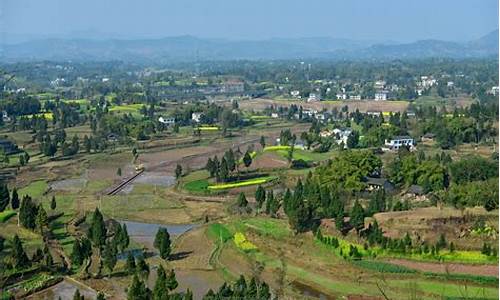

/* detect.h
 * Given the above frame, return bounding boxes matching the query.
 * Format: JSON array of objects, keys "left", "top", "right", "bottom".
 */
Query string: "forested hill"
[{"left": 1, "top": 30, "right": 498, "bottom": 63}]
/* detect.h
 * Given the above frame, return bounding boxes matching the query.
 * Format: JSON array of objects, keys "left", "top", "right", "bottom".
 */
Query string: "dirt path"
[{"left": 386, "top": 258, "right": 499, "bottom": 277}]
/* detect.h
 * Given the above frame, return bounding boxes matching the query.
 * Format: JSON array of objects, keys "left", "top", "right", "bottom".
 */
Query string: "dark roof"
[
  {"left": 392, "top": 135, "right": 413, "bottom": 140},
  {"left": 407, "top": 185, "right": 425, "bottom": 195},
  {"left": 365, "top": 177, "right": 390, "bottom": 186},
  {"left": 423, "top": 133, "right": 436, "bottom": 138}
]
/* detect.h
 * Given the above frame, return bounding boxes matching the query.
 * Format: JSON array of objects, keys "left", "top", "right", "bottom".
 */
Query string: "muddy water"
[
  {"left": 291, "top": 281, "right": 335, "bottom": 300},
  {"left": 118, "top": 220, "right": 196, "bottom": 249},
  {"left": 27, "top": 278, "right": 97, "bottom": 300}
]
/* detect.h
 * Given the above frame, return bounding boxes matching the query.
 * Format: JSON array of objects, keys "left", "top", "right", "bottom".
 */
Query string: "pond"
[
  {"left": 27, "top": 278, "right": 97, "bottom": 300},
  {"left": 118, "top": 220, "right": 197, "bottom": 249},
  {"left": 291, "top": 281, "right": 335, "bottom": 300}
]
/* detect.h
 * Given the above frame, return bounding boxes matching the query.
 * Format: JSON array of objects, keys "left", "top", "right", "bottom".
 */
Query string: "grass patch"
[
  {"left": 0, "top": 210, "right": 16, "bottom": 223},
  {"left": 240, "top": 217, "right": 291, "bottom": 239},
  {"left": 264, "top": 145, "right": 291, "bottom": 151},
  {"left": 423, "top": 272, "right": 499, "bottom": 286},
  {"left": 353, "top": 260, "right": 416, "bottom": 274},
  {"left": 207, "top": 176, "right": 277, "bottom": 190},
  {"left": 207, "top": 223, "right": 232, "bottom": 242},
  {"left": 184, "top": 179, "right": 209, "bottom": 193},
  {"left": 19, "top": 180, "right": 48, "bottom": 199},
  {"left": 109, "top": 103, "right": 144, "bottom": 113}
]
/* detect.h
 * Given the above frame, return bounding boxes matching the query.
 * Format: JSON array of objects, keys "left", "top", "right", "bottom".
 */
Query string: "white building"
[
  {"left": 158, "top": 116, "right": 175, "bottom": 125},
  {"left": 384, "top": 136, "right": 415, "bottom": 150},
  {"left": 374, "top": 91, "right": 388, "bottom": 101},
  {"left": 307, "top": 93, "right": 319, "bottom": 102},
  {"left": 374, "top": 80, "right": 386, "bottom": 90},
  {"left": 271, "top": 113, "right": 279, "bottom": 118},
  {"left": 489, "top": 86, "right": 499, "bottom": 96},
  {"left": 349, "top": 95, "right": 361, "bottom": 100},
  {"left": 191, "top": 112, "right": 204, "bottom": 123},
  {"left": 290, "top": 90, "right": 300, "bottom": 97},
  {"left": 336, "top": 93, "right": 347, "bottom": 100},
  {"left": 421, "top": 76, "right": 437, "bottom": 88}
]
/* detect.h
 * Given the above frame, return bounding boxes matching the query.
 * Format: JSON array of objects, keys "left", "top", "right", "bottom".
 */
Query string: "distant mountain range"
[{"left": 0, "top": 30, "right": 497, "bottom": 63}]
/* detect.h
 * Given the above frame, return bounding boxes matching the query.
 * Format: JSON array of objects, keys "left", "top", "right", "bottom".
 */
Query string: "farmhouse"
[
  {"left": 192, "top": 112, "right": 204, "bottom": 123},
  {"left": 421, "top": 133, "right": 436, "bottom": 142},
  {"left": 307, "top": 93, "right": 319, "bottom": 102},
  {"left": 158, "top": 116, "right": 175, "bottom": 125},
  {"left": 384, "top": 135, "right": 415, "bottom": 150},
  {"left": 374, "top": 91, "right": 388, "bottom": 101},
  {"left": 364, "top": 177, "right": 394, "bottom": 192}
]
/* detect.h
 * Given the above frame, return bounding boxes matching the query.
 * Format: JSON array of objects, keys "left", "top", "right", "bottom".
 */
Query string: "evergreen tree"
[
  {"left": 71, "top": 239, "right": 84, "bottom": 266},
  {"left": 154, "top": 228, "right": 171, "bottom": 260},
  {"left": 126, "top": 253, "right": 136, "bottom": 275},
  {"left": 50, "top": 195, "right": 57, "bottom": 210},
  {"left": 127, "top": 275, "right": 151, "bottom": 300},
  {"left": 184, "top": 289, "right": 193, "bottom": 300},
  {"left": 88, "top": 208, "right": 106, "bottom": 249},
  {"left": 153, "top": 265, "right": 168, "bottom": 300},
  {"left": 43, "top": 244, "right": 53, "bottom": 269},
  {"left": 225, "top": 149, "right": 236, "bottom": 173},
  {"left": 255, "top": 186, "right": 266, "bottom": 209},
  {"left": 259, "top": 136, "right": 266, "bottom": 149},
  {"left": 136, "top": 256, "right": 150, "bottom": 281},
  {"left": 117, "top": 168, "right": 122, "bottom": 177},
  {"left": 237, "top": 192, "right": 248, "bottom": 208},
  {"left": 35, "top": 205, "right": 48, "bottom": 234},
  {"left": 436, "top": 233, "right": 447, "bottom": 250},
  {"left": 103, "top": 240, "right": 118, "bottom": 276},
  {"left": 246, "top": 277, "right": 258, "bottom": 299},
  {"left": 258, "top": 281, "right": 271, "bottom": 300},
  {"left": 166, "top": 269, "right": 178, "bottom": 291},
  {"left": 243, "top": 150, "right": 252, "bottom": 168},
  {"left": 96, "top": 292, "right": 106, "bottom": 300},
  {"left": 12, "top": 235, "right": 30, "bottom": 269},
  {"left": 11, "top": 188, "right": 19, "bottom": 210},
  {"left": 350, "top": 200, "right": 365, "bottom": 233},
  {"left": 73, "top": 289, "right": 84, "bottom": 300},
  {"left": 0, "top": 184, "right": 10, "bottom": 212},
  {"left": 175, "top": 164, "right": 183, "bottom": 179},
  {"left": 219, "top": 157, "right": 229, "bottom": 182}
]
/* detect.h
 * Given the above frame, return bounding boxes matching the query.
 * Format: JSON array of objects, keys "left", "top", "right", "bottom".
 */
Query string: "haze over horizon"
[{"left": 2, "top": 0, "right": 498, "bottom": 44}]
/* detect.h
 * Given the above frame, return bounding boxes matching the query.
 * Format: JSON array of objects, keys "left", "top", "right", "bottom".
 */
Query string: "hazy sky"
[{"left": 2, "top": 0, "right": 498, "bottom": 42}]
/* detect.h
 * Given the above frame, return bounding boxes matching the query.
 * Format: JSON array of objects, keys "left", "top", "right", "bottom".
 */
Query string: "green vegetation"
[
  {"left": 18, "top": 181, "right": 48, "bottom": 199},
  {"left": 352, "top": 260, "right": 416, "bottom": 274},
  {"left": 207, "top": 176, "right": 277, "bottom": 190},
  {"left": 0, "top": 210, "right": 16, "bottom": 223},
  {"left": 207, "top": 223, "right": 233, "bottom": 242}
]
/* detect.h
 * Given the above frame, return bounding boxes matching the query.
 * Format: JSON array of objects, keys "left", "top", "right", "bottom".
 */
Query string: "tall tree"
[
  {"left": 350, "top": 200, "right": 365, "bottom": 233},
  {"left": 35, "top": 205, "right": 48, "bottom": 234},
  {"left": 127, "top": 274, "right": 151, "bottom": 300},
  {"left": 103, "top": 240, "right": 118, "bottom": 276},
  {"left": 154, "top": 228, "right": 171, "bottom": 260},
  {"left": 10, "top": 188, "right": 19, "bottom": 210},
  {"left": 255, "top": 186, "right": 266, "bottom": 209},
  {"left": 243, "top": 150, "right": 253, "bottom": 168},
  {"left": 153, "top": 265, "right": 168, "bottom": 300},
  {"left": 136, "top": 256, "right": 150, "bottom": 281},
  {"left": 237, "top": 192, "right": 248, "bottom": 208},
  {"left": 166, "top": 269, "right": 178, "bottom": 291},
  {"left": 50, "top": 195, "right": 57, "bottom": 210},
  {"left": 0, "top": 184, "right": 10, "bottom": 212},
  {"left": 259, "top": 136, "right": 266, "bottom": 149},
  {"left": 71, "top": 239, "right": 84, "bottom": 266},
  {"left": 88, "top": 208, "right": 107, "bottom": 250},
  {"left": 175, "top": 164, "right": 183, "bottom": 179},
  {"left": 126, "top": 253, "right": 136, "bottom": 275},
  {"left": 12, "top": 235, "right": 30, "bottom": 269}
]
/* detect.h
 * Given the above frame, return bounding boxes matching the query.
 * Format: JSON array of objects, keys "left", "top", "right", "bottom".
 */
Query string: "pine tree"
[
  {"left": 103, "top": 240, "right": 118, "bottom": 276},
  {"left": 175, "top": 164, "right": 183, "bottom": 179},
  {"left": 35, "top": 205, "right": 48, "bottom": 234},
  {"left": 258, "top": 281, "right": 271, "bottom": 300},
  {"left": 71, "top": 239, "right": 84, "bottom": 266},
  {"left": 88, "top": 208, "right": 106, "bottom": 249},
  {"left": 219, "top": 157, "right": 229, "bottom": 182},
  {"left": 154, "top": 228, "right": 171, "bottom": 260},
  {"left": 126, "top": 253, "right": 136, "bottom": 275},
  {"left": 127, "top": 275, "right": 151, "bottom": 300},
  {"left": 184, "top": 289, "right": 193, "bottom": 300},
  {"left": 50, "top": 195, "right": 57, "bottom": 210},
  {"left": 225, "top": 149, "right": 236, "bottom": 173},
  {"left": 243, "top": 150, "right": 252, "bottom": 168},
  {"left": 350, "top": 200, "right": 365, "bottom": 233},
  {"left": 246, "top": 277, "right": 258, "bottom": 299},
  {"left": 0, "top": 184, "right": 10, "bottom": 212},
  {"left": 117, "top": 168, "right": 122, "bottom": 177},
  {"left": 153, "top": 265, "right": 168, "bottom": 300},
  {"left": 255, "top": 186, "right": 266, "bottom": 209},
  {"left": 259, "top": 136, "right": 266, "bottom": 149},
  {"left": 96, "top": 292, "right": 106, "bottom": 300},
  {"left": 237, "top": 192, "right": 248, "bottom": 208},
  {"left": 12, "top": 235, "right": 30, "bottom": 269},
  {"left": 136, "top": 256, "right": 150, "bottom": 281},
  {"left": 166, "top": 269, "right": 178, "bottom": 291},
  {"left": 117, "top": 224, "right": 130, "bottom": 252},
  {"left": 73, "top": 289, "right": 83, "bottom": 300},
  {"left": 11, "top": 188, "right": 19, "bottom": 210}
]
